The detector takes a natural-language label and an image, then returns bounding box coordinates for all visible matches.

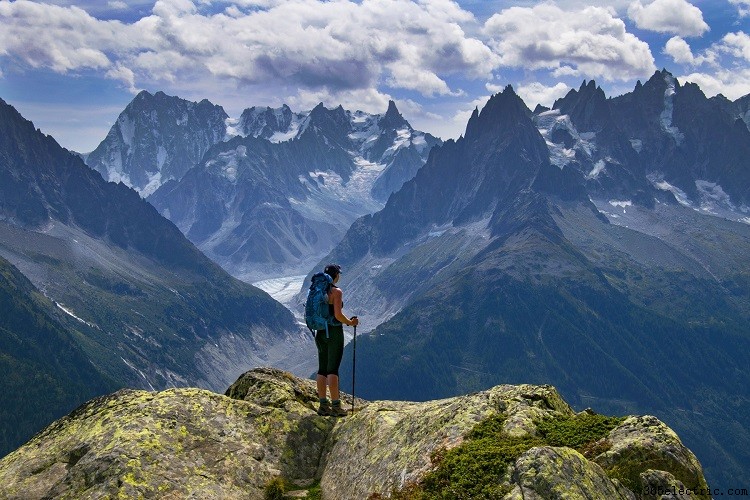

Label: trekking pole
[351,317,357,414]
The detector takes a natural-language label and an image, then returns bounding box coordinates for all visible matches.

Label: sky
[0,0,749,153]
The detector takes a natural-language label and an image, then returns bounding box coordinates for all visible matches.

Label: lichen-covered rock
[640,469,695,500]
[0,368,333,499]
[319,383,572,499]
[0,369,709,500]
[593,415,710,499]
[504,446,635,500]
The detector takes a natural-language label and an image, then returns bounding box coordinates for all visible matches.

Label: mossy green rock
[506,446,635,499]
[0,369,708,499]
[593,415,709,499]
[320,383,572,499]
[0,368,332,499]
[639,469,693,500]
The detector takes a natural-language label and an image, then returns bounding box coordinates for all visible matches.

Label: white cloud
[0,1,119,72]
[224,5,244,17]
[678,70,750,100]
[627,0,708,37]
[517,82,571,110]
[105,63,138,93]
[720,32,750,61]
[671,31,750,100]
[287,87,392,115]
[107,1,128,9]
[485,82,504,93]
[483,3,655,81]
[664,36,696,64]
[0,0,498,99]
[729,0,750,18]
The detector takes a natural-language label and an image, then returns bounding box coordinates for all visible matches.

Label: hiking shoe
[317,401,332,416]
[329,404,348,417]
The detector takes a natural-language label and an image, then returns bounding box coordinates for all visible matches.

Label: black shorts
[315,324,344,376]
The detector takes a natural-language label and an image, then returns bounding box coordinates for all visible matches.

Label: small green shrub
[536,413,625,451]
[391,412,627,499]
[264,476,285,500]
[307,482,322,500]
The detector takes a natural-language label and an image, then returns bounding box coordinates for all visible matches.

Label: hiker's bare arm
[331,288,358,326]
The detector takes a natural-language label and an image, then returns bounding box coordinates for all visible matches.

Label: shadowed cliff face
[85,90,229,197]
[0,368,708,499]
[0,98,307,454]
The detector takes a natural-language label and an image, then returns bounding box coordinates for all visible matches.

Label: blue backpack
[305,272,335,337]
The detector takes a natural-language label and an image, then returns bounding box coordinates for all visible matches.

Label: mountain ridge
[312,73,750,489]
[0,254,116,457]
[86,90,228,197]
[546,69,750,210]
[0,98,310,455]
[148,99,441,282]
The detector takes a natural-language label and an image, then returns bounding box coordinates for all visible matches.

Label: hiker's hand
[350,316,359,327]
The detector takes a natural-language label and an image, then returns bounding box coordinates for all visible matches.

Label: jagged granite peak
[304,102,350,135]
[552,79,610,133]
[379,99,409,130]
[542,77,654,205]
[647,68,675,87]
[236,104,304,142]
[0,98,228,269]
[734,93,750,129]
[464,84,535,141]
[537,69,750,209]
[623,69,750,205]
[463,85,551,173]
[619,69,677,126]
[615,69,676,118]
[85,90,228,197]
[0,368,708,499]
[326,86,588,265]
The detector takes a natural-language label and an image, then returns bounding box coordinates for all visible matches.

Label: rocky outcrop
[507,447,635,499]
[0,369,333,499]
[320,383,571,498]
[0,368,709,499]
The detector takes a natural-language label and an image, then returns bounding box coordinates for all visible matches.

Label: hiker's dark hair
[324,264,342,279]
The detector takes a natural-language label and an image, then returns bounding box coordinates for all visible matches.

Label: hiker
[313,264,358,417]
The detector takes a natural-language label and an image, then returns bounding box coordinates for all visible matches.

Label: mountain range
[315,72,750,489]
[84,92,440,282]
[2,67,749,492]
[0,98,308,456]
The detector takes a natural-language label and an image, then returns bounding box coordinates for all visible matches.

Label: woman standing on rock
[314,264,358,417]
